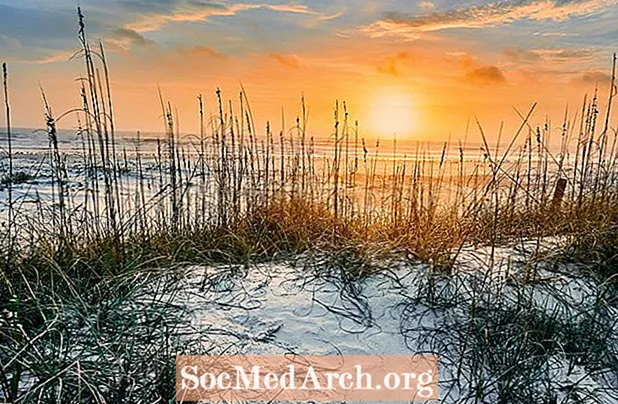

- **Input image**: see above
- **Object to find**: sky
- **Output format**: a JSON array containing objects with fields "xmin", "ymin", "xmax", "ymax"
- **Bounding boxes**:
[{"xmin": 0, "ymin": 0, "xmax": 617, "ymax": 141}]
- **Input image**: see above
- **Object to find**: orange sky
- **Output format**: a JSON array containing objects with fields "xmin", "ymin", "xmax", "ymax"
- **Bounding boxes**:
[{"xmin": 1, "ymin": 0, "xmax": 617, "ymax": 143}]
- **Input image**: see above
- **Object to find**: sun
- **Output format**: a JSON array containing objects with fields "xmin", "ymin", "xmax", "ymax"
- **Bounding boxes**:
[{"xmin": 368, "ymin": 88, "xmax": 418, "ymax": 136}]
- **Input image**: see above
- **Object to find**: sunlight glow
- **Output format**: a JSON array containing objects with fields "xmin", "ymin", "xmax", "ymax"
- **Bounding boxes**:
[{"xmin": 368, "ymin": 89, "xmax": 418, "ymax": 137}]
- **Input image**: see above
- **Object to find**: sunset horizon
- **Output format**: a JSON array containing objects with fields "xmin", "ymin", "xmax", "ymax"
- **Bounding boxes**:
[{"xmin": 1, "ymin": 0, "xmax": 617, "ymax": 142}]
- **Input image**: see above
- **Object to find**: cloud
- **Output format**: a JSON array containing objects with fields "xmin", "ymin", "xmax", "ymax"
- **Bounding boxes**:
[
  {"xmin": 465, "ymin": 65, "xmax": 507, "ymax": 85},
  {"xmin": 106, "ymin": 28, "xmax": 156, "ymax": 51},
  {"xmin": 365, "ymin": 0, "xmax": 617, "ymax": 38},
  {"xmin": 319, "ymin": 9, "xmax": 347, "ymax": 21},
  {"xmin": 376, "ymin": 51, "xmax": 414, "ymax": 76},
  {"xmin": 35, "ymin": 50, "xmax": 75, "ymax": 64},
  {"xmin": 533, "ymin": 31, "xmax": 581, "ymax": 36},
  {"xmin": 0, "ymin": 32, "xmax": 75, "ymax": 64},
  {"xmin": 125, "ymin": 2, "xmax": 322, "ymax": 33},
  {"xmin": 538, "ymin": 48, "xmax": 595, "ymax": 60},
  {"xmin": 177, "ymin": 45, "xmax": 226, "ymax": 60},
  {"xmin": 503, "ymin": 47, "xmax": 542, "ymax": 62},
  {"xmin": 269, "ymin": 53, "xmax": 301, "ymax": 68},
  {"xmin": 265, "ymin": 4, "xmax": 315, "ymax": 14},
  {"xmin": 577, "ymin": 70, "xmax": 612, "ymax": 85},
  {"xmin": 125, "ymin": 3, "xmax": 248, "ymax": 32},
  {"xmin": 503, "ymin": 46, "xmax": 594, "ymax": 64},
  {"xmin": 419, "ymin": 1, "xmax": 436, "ymax": 10}
]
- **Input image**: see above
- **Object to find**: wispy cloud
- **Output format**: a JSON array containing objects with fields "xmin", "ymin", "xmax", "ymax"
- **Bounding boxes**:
[
  {"xmin": 34, "ymin": 50, "xmax": 75, "ymax": 65},
  {"xmin": 503, "ymin": 47, "xmax": 543, "ymax": 62},
  {"xmin": 466, "ymin": 65, "xmax": 507, "ymax": 85},
  {"xmin": 376, "ymin": 51, "xmax": 415, "ymax": 76},
  {"xmin": 126, "ymin": 2, "xmax": 326, "ymax": 33},
  {"xmin": 576, "ymin": 70, "xmax": 612, "ymax": 85},
  {"xmin": 365, "ymin": 0, "xmax": 617, "ymax": 39},
  {"xmin": 532, "ymin": 31, "xmax": 581, "ymax": 36},
  {"xmin": 0, "ymin": 33, "xmax": 74, "ymax": 64},
  {"xmin": 269, "ymin": 53, "xmax": 302, "ymax": 68},
  {"xmin": 106, "ymin": 28, "xmax": 156, "ymax": 52},
  {"xmin": 419, "ymin": 2, "xmax": 435, "ymax": 11},
  {"xmin": 177, "ymin": 45, "xmax": 227, "ymax": 60},
  {"xmin": 265, "ymin": 4, "xmax": 314, "ymax": 14},
  {"xmin": 319, "ymin": 9, "xmax": 347, "ymax": 21},
  {"xmin": 502, "ymin": 47, "xmax": 596, "ymax": 64},
  {"xmin": 126, "ymin": 3, "xmax": 249, "ymax": 32},
  {"xmin": 536, "ymin": 48, "xmax": 596, "ymax": 60}
]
